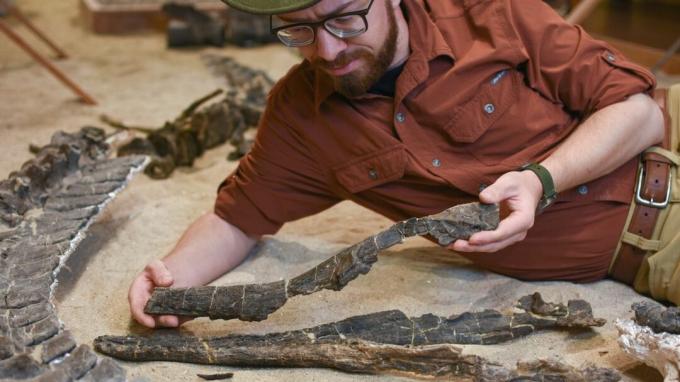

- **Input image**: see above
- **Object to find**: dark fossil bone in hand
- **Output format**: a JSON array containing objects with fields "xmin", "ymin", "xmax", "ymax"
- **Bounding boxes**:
[
  {"xmin": 144, "ymin": 202, "xmax": 499, "ymax": 321},
  {"xmin": 97, "ymin": 293, "xmax": 609, "ymax": 380}
]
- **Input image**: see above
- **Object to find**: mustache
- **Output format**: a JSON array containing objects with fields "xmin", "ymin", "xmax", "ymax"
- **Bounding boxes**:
[{"xmin": 312, "ymin": 49, "xmax": 370, "ymax": 71}]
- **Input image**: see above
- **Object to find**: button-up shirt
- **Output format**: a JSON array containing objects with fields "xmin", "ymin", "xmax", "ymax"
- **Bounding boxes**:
[{"xmin": 215, "ymin": 0, "xmax": 655, "ymax": 282}]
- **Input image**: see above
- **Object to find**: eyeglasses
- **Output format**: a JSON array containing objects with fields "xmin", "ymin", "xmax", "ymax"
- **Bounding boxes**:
[{"xmin": 270, "ymin": 0, "xmax": 374, "ymax": 47}]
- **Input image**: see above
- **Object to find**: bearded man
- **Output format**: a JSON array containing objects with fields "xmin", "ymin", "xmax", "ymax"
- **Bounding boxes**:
[{"xmin": 129, "ymin": 0, "xmax": 680, "ymax": 328}]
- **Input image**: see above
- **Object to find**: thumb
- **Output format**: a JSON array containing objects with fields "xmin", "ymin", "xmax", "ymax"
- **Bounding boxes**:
[
  {"xmin": 147, "ymin": 259, "xmax": 174, "ymax": 287},
  {"xmin": 479, "ymin": 177, "xmax": 514, "ymax": 204}
]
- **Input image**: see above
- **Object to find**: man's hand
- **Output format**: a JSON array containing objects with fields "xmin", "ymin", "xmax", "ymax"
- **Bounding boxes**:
[
  {"xmin": 127, "ymin": 212, "xmax": 257, "ymax": 328},
  {"xmin": 453, "ymin": 170, "xmax": 543, "ymax": 253},
  {"xmin": 453, "ymin": 93, "xmax": 664, "ymax": 254},
  {"xmin": 128, "ymin": 259, "xmax": 189, "ymax": 328}
]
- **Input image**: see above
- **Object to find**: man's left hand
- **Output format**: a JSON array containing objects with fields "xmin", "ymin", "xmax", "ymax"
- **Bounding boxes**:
[{"xmin": 453, "ymin": 170, "xmax": 544, "ymax": 253}]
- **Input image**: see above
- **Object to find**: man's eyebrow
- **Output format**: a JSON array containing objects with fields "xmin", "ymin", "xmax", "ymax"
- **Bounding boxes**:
[{"xmin": 277, "ymin": 2, "xmax": 355, "ymax": 23}]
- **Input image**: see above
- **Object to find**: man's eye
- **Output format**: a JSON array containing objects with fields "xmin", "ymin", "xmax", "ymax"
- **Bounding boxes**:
[
  {"xmin": 286, "ymin": 26, "xmax": 310, "ymax": 34},
  {"xmin": 331, "ymin": 16, "xmax": 354, "ymax": 25}
]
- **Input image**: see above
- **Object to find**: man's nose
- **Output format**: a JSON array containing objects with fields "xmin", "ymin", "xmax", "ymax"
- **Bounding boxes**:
[{"xmin": 314, "ymin": 27, "xmax": 347, "ymax": 62}]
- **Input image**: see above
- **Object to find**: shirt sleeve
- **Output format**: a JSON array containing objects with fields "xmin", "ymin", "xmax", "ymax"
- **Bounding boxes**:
[
  {"xmin": 505, "ymin": 0, "xmax": 656, "ymax": 115},
  {"xmin": 214, "ymin": 84, "xmax": 341, "ymax": 237}
]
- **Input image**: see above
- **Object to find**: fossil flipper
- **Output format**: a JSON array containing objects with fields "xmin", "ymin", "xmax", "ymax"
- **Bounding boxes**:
[{"xmin": 145, "ymin": 202, "xmax": 499, "ymax": 321}]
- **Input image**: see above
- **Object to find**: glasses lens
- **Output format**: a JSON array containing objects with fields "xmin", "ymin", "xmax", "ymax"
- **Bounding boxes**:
[
  {"xmin": 276, "ymin": 25, "xmax": 315, "ymax": 47},
  {"xmin": 325, "ymin": 15, "xmax": 366, "ymax": 38}
]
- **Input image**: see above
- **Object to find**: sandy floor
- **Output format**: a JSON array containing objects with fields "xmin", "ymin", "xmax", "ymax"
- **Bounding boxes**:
[{"xmin": 0, "ymin": 1, "xmax": 667, "ymax": 381}]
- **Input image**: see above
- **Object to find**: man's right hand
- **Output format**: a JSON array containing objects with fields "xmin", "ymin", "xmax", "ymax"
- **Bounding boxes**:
[
  {"xmin": 128, "ymin": 259, "xmax": 188, "ymax": 328},
  {"xmin": 127, "ymin": 212, "xmax": 257, "ymax": 328}
]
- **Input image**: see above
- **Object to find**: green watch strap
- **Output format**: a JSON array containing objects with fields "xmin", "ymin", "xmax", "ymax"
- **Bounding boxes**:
[{"xmin": 520, "ymin": 162, "xmax": 557, "ymax": 212}]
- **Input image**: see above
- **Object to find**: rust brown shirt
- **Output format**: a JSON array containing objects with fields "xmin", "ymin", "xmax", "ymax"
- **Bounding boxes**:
[{"xmin": 215, "ymin": 0, "xmax": 655, "ymax": 282}]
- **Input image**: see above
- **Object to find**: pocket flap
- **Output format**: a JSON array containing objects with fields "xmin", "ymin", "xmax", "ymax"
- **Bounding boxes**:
[
  {"xmin": 445, "ymin": 69, "xmax": 519, "ymax": 143},
  {"xmin": 333, "ymin": 146, "xmax": 407, "ymax": 194}
]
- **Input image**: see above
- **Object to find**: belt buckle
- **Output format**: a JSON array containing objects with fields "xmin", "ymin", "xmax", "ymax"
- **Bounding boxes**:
[{"xmin": 635, "ymin": 166, "xmax": 672, "ymax": 208}]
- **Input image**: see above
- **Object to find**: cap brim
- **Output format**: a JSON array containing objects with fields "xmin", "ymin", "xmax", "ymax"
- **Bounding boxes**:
[{"xmin": 223, "ymin": 0, "xmax": 322, "ymax": 15}]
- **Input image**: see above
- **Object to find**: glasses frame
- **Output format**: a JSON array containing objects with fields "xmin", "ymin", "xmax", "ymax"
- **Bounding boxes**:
[{"xmin": 270, "ymin": 0, "xmax": 375, "ymax": 47}]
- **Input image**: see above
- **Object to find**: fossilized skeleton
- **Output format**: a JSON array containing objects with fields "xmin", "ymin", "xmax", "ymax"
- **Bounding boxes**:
[
  {"xmin": 98, "ymin": 200, "xmax": 620, "ymax": 380},
  {"xmin": 97, "ymin": 293, "xmax": 615, "ymax": 380},
  {"xmin": 108, "ymin": 56, "xmax": 274, "ymax": 179},
  {"xmin": 144, "ymin": 202, "xmax": 500, "ymax": 321},
  {"xmin": 0, "ymin": 127, "xmax": 146, "ymax": 381}
]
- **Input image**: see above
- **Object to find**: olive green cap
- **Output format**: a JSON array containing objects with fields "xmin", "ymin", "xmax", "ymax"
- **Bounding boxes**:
[{"xmin": 222, "ymin": 0, "xmax": 322, "ymax": 15}]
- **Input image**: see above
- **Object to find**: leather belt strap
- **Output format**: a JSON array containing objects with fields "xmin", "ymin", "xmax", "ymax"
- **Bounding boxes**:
[{"xmin": 610, "ymin": 89, "xmax": 672, "ymax": 285}]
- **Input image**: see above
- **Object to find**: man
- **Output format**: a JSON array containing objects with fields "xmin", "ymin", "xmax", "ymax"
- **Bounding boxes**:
[{"xmin": 129, "ymin": 0, "xmax": 672, "ymax": 328}]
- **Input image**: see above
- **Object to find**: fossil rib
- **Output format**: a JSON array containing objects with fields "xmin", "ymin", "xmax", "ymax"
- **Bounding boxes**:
[
  {"xmin": 144, "ymin": 202, "xmax": 499, "ymax": 321},
  {"xmin": 98, "ymin": 294, "xmax": 609, "ymax": 380}
]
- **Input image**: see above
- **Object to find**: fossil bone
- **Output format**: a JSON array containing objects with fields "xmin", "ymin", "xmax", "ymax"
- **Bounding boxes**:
[
  {"xmin": 633, "ymin": 301, "xmax": 680, "ymax": 335},
  {"xmin": 110, "ymin": 57, "xmax": 274, "ymax": 178},
  {"xmin": 144, "ymin": 202, "xmax": 499, "ymax": 321},
  {"xmin": 98, "ymin": 294, "xmax": 610, "ymax": 380},
  {"xmin": 617, "ymin": 302, "xmax": 680, "ymax": 382}
]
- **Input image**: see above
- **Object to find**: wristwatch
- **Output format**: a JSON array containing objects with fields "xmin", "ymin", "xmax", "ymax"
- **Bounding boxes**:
[{"xmin": 519, "ymin": 162, "xmax": 557, "ymax": 213}]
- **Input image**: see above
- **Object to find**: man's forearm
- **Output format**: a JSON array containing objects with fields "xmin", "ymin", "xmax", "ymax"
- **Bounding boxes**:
[
  {"xmin": 454, "ymin": 93, "xmax": 664, "ymax": 253},
  {"xmin": 161, "ymin": 212, "xmax": 258, "ymax": 287},
  {"xmin": 542, "ymin": 93, "xmax": 664, "ymax": 193}
]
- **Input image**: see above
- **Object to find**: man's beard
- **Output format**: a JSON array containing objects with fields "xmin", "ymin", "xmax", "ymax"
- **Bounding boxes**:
[{"xmin": 314, "ymin": 1, "xmax": 398, "ymax": 98}]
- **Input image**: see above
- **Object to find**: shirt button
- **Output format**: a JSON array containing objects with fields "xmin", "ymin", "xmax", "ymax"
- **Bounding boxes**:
[
  {"xmin": 483, "ymin": 103, "xmax": 495, "ymax": 114},
  {"xmin": 395, "ymin": 112, "xmax": 405, "ymax": 123},
  {"xmin": 368, "ymin": 169, "xmax": 379, "ymax": 180},
  {"xmin": 606, "ymin": 52, "xmax": 616, "ymax": 62},
  {"xmin": 578, "ymin": 185, "xmax": 588, "ymax": 195},
  {"xmin": 432, "ymin": 158, "xmax": 441, "ymax": 167}
]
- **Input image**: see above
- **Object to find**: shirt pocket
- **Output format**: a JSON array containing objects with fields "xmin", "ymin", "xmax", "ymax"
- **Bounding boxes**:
[
  {"xmin": 332, "ymin": 145, "xmax": 407, "ymax": 194},
  {"xmin": 443, "ymin": 69, "xmax": 519, "ymax": 143}
]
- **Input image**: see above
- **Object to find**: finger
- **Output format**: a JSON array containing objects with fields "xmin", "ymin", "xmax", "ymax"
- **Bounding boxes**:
[
  {"xmin": 156, "ymin": 315, "xmax": 180, "ymax": 328},
  {"xmin": 130, "ymin": 307, "xmax": 156, "ymax": 328},
  {"xmin": 133, "ymin": 312, "xmax": 157, "ymax": 328},
  {"xmin": 128, "ymin": 278, "xmax": 157, "ymax": 328},
  {"xmin": 155, "ymin": 315, "xmax": 195, "ymax": 327},
  {"xmin": 453, "ymin": 231, "xmax": 526, "ymax": 253},
  {"xmin": 146, "ymin": 259, "xmax": 173, "ymax": 286},
  {"xmin": 468, "ymin": 212, "xmax": 532, "ymax": 245},
  {"xmin": 478, "ymin": 174, "xmax": 517, "ymax": 204}
]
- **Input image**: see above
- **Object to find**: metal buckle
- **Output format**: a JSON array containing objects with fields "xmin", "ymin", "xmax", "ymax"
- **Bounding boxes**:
[{"xmin": 635, "ymin": 166, "xmax": 672, "ymax": 208}]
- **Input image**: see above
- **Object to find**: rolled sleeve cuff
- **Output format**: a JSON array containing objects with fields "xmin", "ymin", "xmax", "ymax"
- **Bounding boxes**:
[
  {"xmin": 588, "ymin": 49, "xmax": 656, "ymax": 113},
  {"xmin": 214, "ymin": 177, "xmax": 282, "ymax": 237}
]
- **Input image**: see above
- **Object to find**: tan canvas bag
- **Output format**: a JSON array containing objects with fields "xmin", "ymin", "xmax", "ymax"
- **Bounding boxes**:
[{"xmin": 619, "ymin": 83, "xmax": 680, "ymax": 304}]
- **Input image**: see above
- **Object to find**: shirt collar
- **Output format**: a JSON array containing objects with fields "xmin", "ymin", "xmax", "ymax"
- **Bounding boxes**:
[
  {"xmin": 312, "ymin": 0, "xmax": 455, "ymax": 110},
  {"xmin": 403, "ymin": 0, "xmax": 455, "ymax": 63}
]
